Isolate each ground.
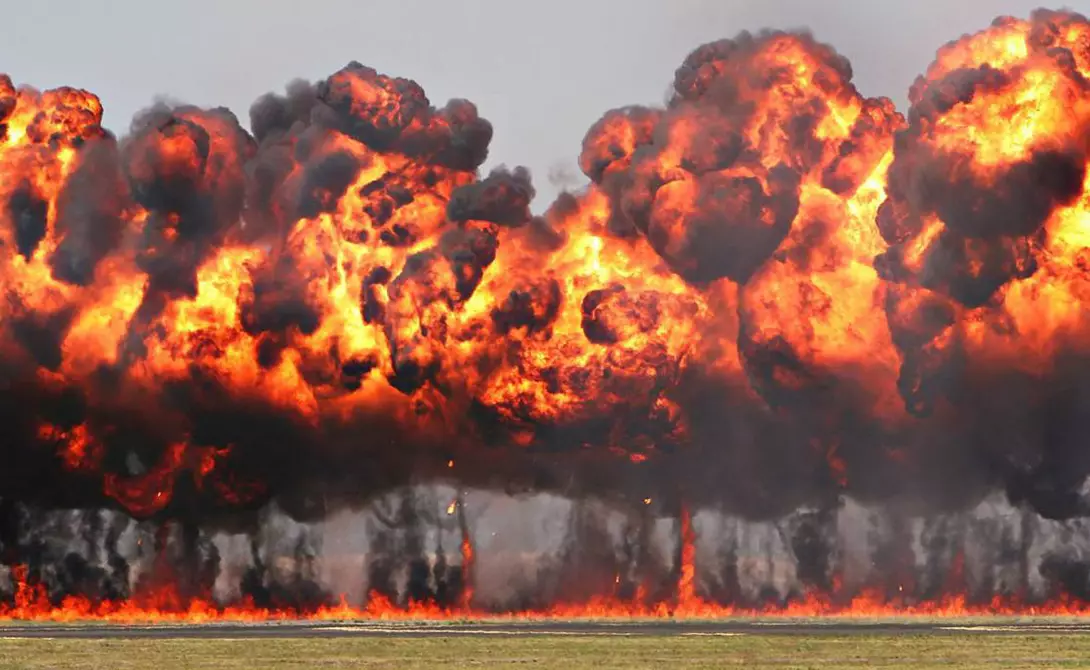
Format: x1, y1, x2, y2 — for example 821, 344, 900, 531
2, 620, 1090, 669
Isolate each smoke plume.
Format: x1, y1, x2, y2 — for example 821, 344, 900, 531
2, 7, 1090, 617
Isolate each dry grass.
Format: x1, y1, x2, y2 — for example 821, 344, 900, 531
1, 632, 1090, 669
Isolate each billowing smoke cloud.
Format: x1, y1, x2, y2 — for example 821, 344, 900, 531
2, 7, 1090, 616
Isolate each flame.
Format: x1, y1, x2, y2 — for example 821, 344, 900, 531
876, 8, 1090, 416
459, 519, 475, 609
6, 558, 1090, 623
677, 506, 697, 606
1, 9, 1090, 620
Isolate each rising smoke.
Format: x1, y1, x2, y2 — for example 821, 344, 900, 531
2, 8, 1090, 615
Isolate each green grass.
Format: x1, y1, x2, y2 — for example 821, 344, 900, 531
1, 633, 1090, 669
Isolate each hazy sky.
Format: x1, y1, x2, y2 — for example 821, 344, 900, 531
0, 0, 1073, 209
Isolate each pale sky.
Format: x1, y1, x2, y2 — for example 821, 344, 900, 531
0, 0, 1073, 209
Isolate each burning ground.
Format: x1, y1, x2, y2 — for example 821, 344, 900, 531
3, 8, 1090, 619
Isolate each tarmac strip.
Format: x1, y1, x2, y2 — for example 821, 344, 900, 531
2, 619, 1090, 638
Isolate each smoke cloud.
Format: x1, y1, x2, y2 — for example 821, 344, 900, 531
2, 7, 1090, 616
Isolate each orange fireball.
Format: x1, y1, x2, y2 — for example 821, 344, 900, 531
2, 7, 1090, 622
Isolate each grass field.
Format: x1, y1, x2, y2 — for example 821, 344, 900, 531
1, 633, 1090, 669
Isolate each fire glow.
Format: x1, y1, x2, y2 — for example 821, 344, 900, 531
2, 8, 1090, 621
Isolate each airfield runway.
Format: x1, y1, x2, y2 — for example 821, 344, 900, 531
3, 618, 1090, 638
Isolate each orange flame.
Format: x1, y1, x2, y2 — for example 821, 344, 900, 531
0, 8, 1090, 622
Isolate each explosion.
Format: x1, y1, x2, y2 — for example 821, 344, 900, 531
3, 8, 1090, 620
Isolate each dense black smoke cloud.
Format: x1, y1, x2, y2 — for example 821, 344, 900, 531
4, 9, 1090, 613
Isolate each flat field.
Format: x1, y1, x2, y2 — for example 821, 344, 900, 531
2, 627, 1090, 669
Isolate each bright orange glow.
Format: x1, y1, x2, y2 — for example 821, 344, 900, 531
677, 506, 697, 606
877, 8, 1090, 410
5, 562, 1090, 623
1, 9, 1090, 622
